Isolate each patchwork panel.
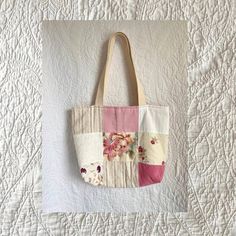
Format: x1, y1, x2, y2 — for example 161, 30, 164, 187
103, 160, 138, 187
73, 132, 103, 166
102, 132, 138, 187
138, 132, 168, 164
138, 163, 165, 187
103, 107, 139, 132
72, 106, 102, 134
139, 106, 169, 134
72, 105, 169, 188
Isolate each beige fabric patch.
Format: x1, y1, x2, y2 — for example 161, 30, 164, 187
72, 106, 102, 134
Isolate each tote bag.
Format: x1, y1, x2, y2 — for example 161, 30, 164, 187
72, 32, 169, 188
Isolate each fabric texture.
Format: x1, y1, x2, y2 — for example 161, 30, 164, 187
103, 160, 138, 187
72, 105, 169, 188
103, 107, 139, 132
72, 106, 102, 133
138, 132, 168, 164
139, 106, 169, 134
80, 162, 103, 186
73, 132, 103, 166
138, 163, 165, 187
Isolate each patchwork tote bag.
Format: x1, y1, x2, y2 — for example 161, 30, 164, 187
72, 32, 169, 188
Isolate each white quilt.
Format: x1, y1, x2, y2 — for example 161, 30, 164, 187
0, 0, 235, 235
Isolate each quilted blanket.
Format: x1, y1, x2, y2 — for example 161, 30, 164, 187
0, 0, 235, 235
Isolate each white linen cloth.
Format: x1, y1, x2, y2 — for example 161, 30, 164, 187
42, 21, 188, 212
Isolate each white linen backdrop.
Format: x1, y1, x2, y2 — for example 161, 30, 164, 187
42, 21, 188, 212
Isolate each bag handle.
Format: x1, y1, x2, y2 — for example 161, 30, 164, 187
95, 32, 146, 106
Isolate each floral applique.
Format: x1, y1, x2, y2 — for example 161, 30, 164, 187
103, 132, 137, 161
80, 162, 103, 186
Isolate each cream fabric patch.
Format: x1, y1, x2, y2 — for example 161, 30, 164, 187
73, 132, 103, 166
72, 106, 102, 134
138, 132, 168, 164
139, 106, 169, 134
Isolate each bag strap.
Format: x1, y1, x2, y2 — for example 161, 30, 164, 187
95, 32, 146, 106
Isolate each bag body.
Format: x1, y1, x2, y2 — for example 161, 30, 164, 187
72, 32, 169, 188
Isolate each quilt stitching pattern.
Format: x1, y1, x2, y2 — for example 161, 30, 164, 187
0, 0, 235, 235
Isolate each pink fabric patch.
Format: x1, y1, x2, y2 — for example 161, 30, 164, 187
102, 107, 139, 132
138, 163, 165, 187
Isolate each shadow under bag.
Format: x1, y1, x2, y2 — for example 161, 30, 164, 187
71, 32, 169, 188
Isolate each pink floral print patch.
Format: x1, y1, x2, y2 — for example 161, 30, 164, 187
103, 132, 137, 161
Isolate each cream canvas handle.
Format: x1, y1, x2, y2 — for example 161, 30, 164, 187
95, 32, 146, 106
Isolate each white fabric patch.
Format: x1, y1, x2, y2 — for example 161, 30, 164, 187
80, 162, 103, 186
73, 132, 103, 166
139, 106, 169, 134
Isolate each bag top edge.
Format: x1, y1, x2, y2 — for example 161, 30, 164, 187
71, 105, 169, 110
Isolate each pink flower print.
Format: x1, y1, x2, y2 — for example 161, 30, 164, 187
103, 137, 119, 160
138, 145, 147, 162
103, 132, 134, 160
138, 146, 144, 153
150, 137, 158, 144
